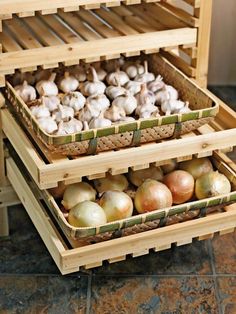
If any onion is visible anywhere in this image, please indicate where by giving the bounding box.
[49,181,66,199]
[134,179,172,213]
[94,173,128,194]
[163,170,194,204]
[62,182,96,210]
[195,171,231,200]
[68,201,107,227]
[99,190,133,222]
[161,159,177,174]
[179,157,213,180]
[128,165,163,187]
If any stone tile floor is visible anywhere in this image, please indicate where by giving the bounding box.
[0,86,236,314]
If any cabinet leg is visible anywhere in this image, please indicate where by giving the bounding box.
[0,206,9,236]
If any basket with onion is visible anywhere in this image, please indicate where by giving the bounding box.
[41,154,236,245]
[4,54,219,156]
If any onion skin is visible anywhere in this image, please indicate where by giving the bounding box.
[134,179,172,213]
[128,165,163,187]
[68,201,107,227]
[179,157,213,180]
[99,190,133,222]
[195,171,231,200]
[163,170,194,204]
[49,181,66,199]
[62,182,96,211]
[94,173,128,194]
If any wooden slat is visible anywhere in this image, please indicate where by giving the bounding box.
[0,185,20,208]
[0,32,22,52]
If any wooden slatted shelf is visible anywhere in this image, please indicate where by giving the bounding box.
[1,90,236,189]
[6,155,236,274]
[0,3,197,86]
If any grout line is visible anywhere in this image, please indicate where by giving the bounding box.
[89,273,236,278]
[85,273,92,314]
[207,239,223,314]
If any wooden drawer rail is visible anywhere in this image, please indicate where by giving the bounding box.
[6,156,236,274]
[1,89,236,189]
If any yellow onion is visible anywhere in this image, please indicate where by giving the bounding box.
[49,181,66,199]
[62,182,96,211]
[128,165,163,187]
[179,157,213,180]
[163,170,194,204]
[68,201,107,227]
[161,159,177,174]
[134,179,172,213]
[94,173,128,194]
[195,171,231,200]
[99,190,133,222]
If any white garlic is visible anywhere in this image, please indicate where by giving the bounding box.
[70,65,87,82]
[123,61,145,79]
[104,105,126,122]
[135,61,155,83]
[86,94,110,113]
[103,57,125,73]
[112,91,137,115]
[78,103,100,123]
[31,104,51,119]
[83,121,89,131]
[37,117,58,134]
[87,62,107,81]
[175,102,191,114]
[155,85,179,106]
[118,116,136,123]
[59,72,79,93]
[56,118,83,135]
[136,84,156,107]
[147,75,165,93]
[125,80,142,95]
[135,102,159,119]
[80,67,106,96]
[36,73,58,97]
[42,95,60,112]
[161,99,185,116]
[62,91,86,113]
[54,104,74,122]
[89,112,112,129]
[15,81,37,103]
[165,85,178,101]
[105,74,126,100]
[106,69,129,86]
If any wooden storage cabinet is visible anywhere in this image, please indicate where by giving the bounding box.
[0,0,236,274]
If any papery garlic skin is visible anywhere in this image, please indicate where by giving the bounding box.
[42,96,60,112]
[135,84,156,107]
[37,117,58,134]
[62,92,86,113]
[70,65,87,82]
[125,80,142,95]
[165,85,178,101]
[80,67,106,96]
[104,105,126,122]
[147,75,165,93]
[56,118,83,135]
[87,62,107,81]
[105,85,126,100]
[15,81,37,103]
[78,103,100,123]
[123,62,145,79]
[54,104,74,122]
[118,116,136,123]
[112,91,137,115]
[161,99,185,116]
[135,103,159,119]
[175,102,191,114]
[36,73,58,97]
[106,69,129,86]
[87,94,110,113]
[89,113,112,129]
[31,104,51,119]
[135,61,155,83]
[59,72,79,93]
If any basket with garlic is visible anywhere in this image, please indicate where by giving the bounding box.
[5,54,219,156]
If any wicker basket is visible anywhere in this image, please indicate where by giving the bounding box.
[39,155,236,245]
[5,54,219,156]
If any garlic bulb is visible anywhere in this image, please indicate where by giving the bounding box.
[136,103,159,119]
[80,67,106,96]
[31,104,51,119]
[161,99,185,116]
[12,72,35,86]
[103,57,125,73]
[166,85,178,101]
[89,112,112,129]
[175,102,191,114]
[135,61,155,83]
[105,74,126,100]
[106,68,129,86]
[86,94,110,113]
[136,84,156,107]
[36,73,58,97]
[62,91,86,113]
[54,104,74,122]
[15,81,37,103]
[87,62,107,81]
[112,91,137,115]
[37,117,58,134]
[155,89,169,105]
[78,103,100,123]
[123,61,145,79]
[104,105,126,122]
[42,95,60,112]
[56,118,83,135]
[59,72,79,93]
[125,80,142,95]
[118,116,135,123]
[70,65,87,82]
[147,75,165,93]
